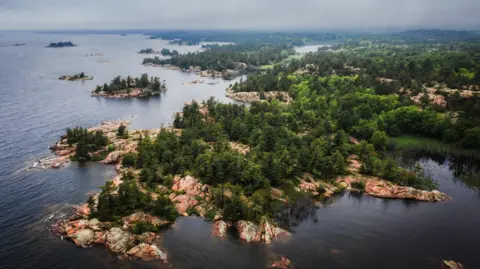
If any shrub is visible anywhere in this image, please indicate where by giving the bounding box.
[122,153,136,167]
[351,181,366,191]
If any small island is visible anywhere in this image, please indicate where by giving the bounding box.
[59,72,93,81]
[160,48,179,56]
[46,41,77,48]
[91,73,166,98]
[138,48,159,54]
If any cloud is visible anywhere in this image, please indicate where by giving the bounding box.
[0,0,479,30]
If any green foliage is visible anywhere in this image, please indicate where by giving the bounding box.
[95,74,166,95]
[143,44,295,74]
[132,221,159,234]
[122,153,136,167]
[351,181,366,191]
[66,127,109,161]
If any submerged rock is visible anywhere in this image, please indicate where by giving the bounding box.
[271,257,291,268]
[443,260,464,269]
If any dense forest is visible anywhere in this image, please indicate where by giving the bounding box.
[143,44,295,72]
[90,30,480,224]
[46,41,77,48]
[93,73,166,95]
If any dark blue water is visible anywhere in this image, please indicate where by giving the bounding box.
[0,32,479,269]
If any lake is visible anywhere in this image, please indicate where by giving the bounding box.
[0,32,479,269]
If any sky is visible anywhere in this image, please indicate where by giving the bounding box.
[0,0,479,30]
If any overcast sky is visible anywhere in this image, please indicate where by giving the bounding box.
[0,0,479,30]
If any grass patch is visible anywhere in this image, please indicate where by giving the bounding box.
[391,135,479,159]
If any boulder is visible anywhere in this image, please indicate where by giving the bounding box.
[212,220,231,238]
[271,257,291,269]
[443,260,464,269]
[55,149,72,156]
[99,150,122,164]
[262,220,289,244]
[74,203,90,217]
[139,232,157,244]
[89,218,101,231]
[71,229,95,247]
[236,221,261,242]
[105,227,135,253]
[126,243,167,261]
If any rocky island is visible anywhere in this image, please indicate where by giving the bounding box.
[46,41,77,48]
[59,72,93,81]
[91,73,166,98]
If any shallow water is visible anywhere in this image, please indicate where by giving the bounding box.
[0,32,479,269]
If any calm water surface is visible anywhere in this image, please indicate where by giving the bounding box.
[0,32,479,269]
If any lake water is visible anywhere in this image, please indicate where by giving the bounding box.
[0,32,479,269]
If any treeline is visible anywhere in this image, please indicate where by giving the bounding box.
[65,127,109,161]
[146,30,339,45]
[46,41,77,48]
[94,73,166,94]
[143,44,295,72]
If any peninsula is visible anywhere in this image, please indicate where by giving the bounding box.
[91,73,166,98]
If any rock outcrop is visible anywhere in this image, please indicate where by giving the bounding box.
[99,150,123,164]
[337,176,450,202]
[169,175,208,215]
[126,243,167,261]
[226,89,292,104]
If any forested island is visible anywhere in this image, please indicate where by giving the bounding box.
[160,48,179,56]
[138,48,159,54]
[59,72,93,81]
[46,41,77,48]
[91,73,166,98]
[143,44,296,79]
[48,29,478,267]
